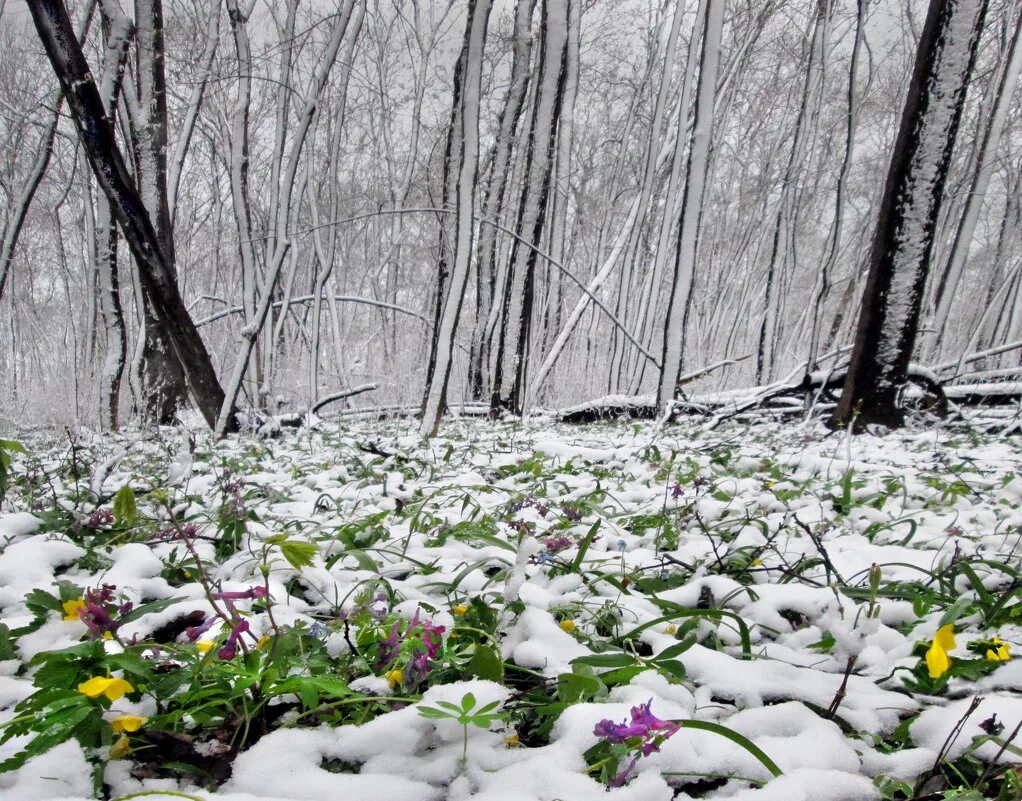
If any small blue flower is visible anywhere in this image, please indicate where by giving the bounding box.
[617,539,627,552]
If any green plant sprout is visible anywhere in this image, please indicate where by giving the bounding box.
[418,691,505,773]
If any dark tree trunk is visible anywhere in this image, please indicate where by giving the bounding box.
[28,0,235,432]
[830,0,988,429]
[133,0,188,424]
[490,0,569,417]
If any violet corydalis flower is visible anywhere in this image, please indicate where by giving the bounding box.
[218,619,251,660]
[211,586,268,602]
[593,700,681,787]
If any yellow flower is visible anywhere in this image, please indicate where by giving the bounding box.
[62,598,86,621]
[257,635,271,650]
[986,637,1010,661]
[560,620,576,633]
[750,558,763,567]
[664,624,677,635]
[925,625,956,679]
[452,604,469,616]
[77,676,134,701]
[110,715,146,733]
[196,640,215,654]
[504,733,520,747]
[934,624,957,652]
[385,669,403,689]
[109,735,131,759]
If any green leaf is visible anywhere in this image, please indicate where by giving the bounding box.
[460,692,477,712]
[0,624,16,661]
[418,705,454,719]
[279,540,319,570]
[571,521,602,571]
[657,636,697,661]
[655,659,687,683]
[467,646,504,682]
[571,652,637,669]
[117,597,183,626]
[112,486,137,528]
[557,672,602,704]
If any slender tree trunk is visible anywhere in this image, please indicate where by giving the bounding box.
[657,0,724,414]
[926,8,1022,359]
[133,0,188,424]
[831,0,989,429]
[216,0,363,435]
[469,0,536,401]
[420,0,493,436]
[491,0,570,416]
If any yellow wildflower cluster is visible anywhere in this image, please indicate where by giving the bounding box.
[986,636,1011,662]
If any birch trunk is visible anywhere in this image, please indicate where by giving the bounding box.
[656,0,724,414]
[420,0,493,436]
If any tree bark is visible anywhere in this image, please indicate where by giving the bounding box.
[830,0,989,429]
[132,0,188,424]
[656,0,724,415]
[420,0,493,436]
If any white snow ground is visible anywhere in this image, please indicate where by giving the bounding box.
[0,416,1019,801]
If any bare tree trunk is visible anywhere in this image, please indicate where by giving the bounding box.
[805,0,867,378]
[420,0,493,436]
[491,0,569,416]
[926,7,1022,359]
[657,0,724,414]
[0,2,95,305]
[28,0,234,432]
[216,0,363,435]
[831,0,989,429]
[131,0,188,424]
[469,0,536,401]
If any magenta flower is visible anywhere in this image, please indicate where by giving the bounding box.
[593,700,681,786]
[78,585,129,640]
[542,535,573,552]
[211,586,268,601]
[218,619,251,660]
[184,615,214,642]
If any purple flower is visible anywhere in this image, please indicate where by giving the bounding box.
[671,483,683,498]
[630,700,679,736]
[218,619,251,660]
[561,504,582,521]
[211,586,268,601]
[593,700,681,786]
[184,615,214,642]
[375,621,402,669]
[78,585,124,640]
[610,755,641,788]
[592,719,647,743]
[543,535,573,552]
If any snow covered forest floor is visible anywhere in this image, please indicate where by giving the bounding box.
[1,417,1021,801]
